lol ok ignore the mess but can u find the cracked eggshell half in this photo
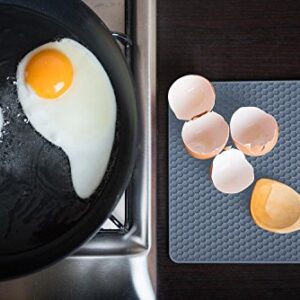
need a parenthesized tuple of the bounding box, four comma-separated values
(211, 149, 255, 194)
(182, 112, 229, 159)
(230, 107, 279, 157)
(168, 75, 215, 120)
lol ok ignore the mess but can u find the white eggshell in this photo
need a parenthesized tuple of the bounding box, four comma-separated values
(211, 149, 254, 194)
(230, 107, 279, 157)
(182, 111, 229, 159)
(168, 75, 215, 120)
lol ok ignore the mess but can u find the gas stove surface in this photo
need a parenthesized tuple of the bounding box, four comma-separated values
(0, 1, 156, 299)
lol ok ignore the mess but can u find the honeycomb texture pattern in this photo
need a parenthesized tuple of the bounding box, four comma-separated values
(169, 81, 300, 263)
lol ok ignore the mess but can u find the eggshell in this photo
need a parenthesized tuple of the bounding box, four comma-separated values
(182, 112, 229, 159)
(211, 149, 254, 194)
(250, 179, 300, 234)
(230, 107, 279, 157)
(168, 75, 215, 120)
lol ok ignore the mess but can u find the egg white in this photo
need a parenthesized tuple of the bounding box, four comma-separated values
(16, 38, 117, 199)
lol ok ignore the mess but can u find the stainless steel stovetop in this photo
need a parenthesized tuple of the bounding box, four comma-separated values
(0, 1, 156, 299)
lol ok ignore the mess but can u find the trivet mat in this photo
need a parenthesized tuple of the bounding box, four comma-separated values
(169, 81, 300, 263)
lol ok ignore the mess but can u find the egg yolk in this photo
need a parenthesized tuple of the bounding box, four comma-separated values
(25, 49, 73, 99)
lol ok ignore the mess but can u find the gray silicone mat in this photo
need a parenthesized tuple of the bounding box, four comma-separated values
(169, 81, 300, 263)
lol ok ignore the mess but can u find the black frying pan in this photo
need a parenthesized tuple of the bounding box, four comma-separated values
(0, 0, 137, 279)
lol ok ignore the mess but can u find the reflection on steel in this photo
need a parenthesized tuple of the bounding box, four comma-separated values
(112, 31, 133, 47)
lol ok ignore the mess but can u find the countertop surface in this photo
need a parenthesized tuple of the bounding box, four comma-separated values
(157, 0, 300, 299)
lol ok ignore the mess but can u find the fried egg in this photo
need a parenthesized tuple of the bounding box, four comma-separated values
(16, 38, 117, 199)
